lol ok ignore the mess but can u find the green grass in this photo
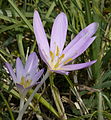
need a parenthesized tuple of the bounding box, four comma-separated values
(0, 0, 111, 119)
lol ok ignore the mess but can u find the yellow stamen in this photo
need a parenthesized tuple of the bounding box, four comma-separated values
(54, 62, 60, 68)
(59, 54, 65, 60)
(20, 77, 25, 85)
(54, 54, 65, 69)
(64, 58, 73, 64)
(56, 46, 60, 56)
(50, 51, 54, 62)
(20, 76, 32, 88)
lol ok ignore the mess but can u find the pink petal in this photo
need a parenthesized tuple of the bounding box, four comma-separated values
(16, 57, 24, 83)
(61, 36, 96, 65)
(16, 83, 29, 98)
(38, 46, 50, 66)
(33, 11, 50, 60)
(50, 12, 68, 55)
(63, 22, 98, 53)
(51, 70, 69, 75)
(25, 52, 38, 74)
(31, 68, 44, 85)
(5, 63, 17, 83)
(71, 36, 96, 60)
(61, 60, 96, 71)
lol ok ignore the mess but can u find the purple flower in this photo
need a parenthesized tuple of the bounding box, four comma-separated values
(5, 52, 44, 97)
(33, 11, 98, 75)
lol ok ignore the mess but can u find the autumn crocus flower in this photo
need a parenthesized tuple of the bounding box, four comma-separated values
(5, 52, 44, 97)
(33, 11, 98, 75)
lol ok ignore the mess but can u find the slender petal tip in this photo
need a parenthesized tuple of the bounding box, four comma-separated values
(61, 60, 97, 71)
(58, 12, 67, 18)
(91, 60, 97, 64)
(89, 22, 99, 32)
(5, 62, 17, 83)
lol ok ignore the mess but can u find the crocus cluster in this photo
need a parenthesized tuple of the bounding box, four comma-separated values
(5, 52, 44, 98)
(33, 11, 98, 75)
(5, 11, 98, 97)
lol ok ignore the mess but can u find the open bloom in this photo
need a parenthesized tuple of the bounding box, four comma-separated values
(5, 52, 44, 97)
(33, 11, 98, 75)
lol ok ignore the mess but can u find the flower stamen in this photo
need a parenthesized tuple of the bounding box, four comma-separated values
(20, 76, 32, 88)
(56, 46, 60, 56)
(50, 51, 54, 62)
(64, 58, 73, 64)
(54, 54, 65, 69)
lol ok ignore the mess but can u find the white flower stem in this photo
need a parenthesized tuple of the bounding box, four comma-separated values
(17, 97, 25, 120)
(19, 97, 24, 111)
(16, 70, 51, 120)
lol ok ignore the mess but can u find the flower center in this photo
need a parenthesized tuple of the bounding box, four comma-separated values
(20, 76, 32, 88)
(49, 46, 64, 70)
(49, 45, 72, 70)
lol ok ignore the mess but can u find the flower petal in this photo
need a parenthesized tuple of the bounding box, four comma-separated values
(38, 47, 50, 66)
(61, 60, 96, 71)
(16, 57, 24, 83)
(33, 10, 50, 60)
(5, 63, 17, 83)
(16, 83, 28, 98)
(51, 70, 69, 75)
(50, 12, 68, 55)
(61, 36, 96, 65)
(31, 69, 44, 85)
(25, 52, 38, 74)
(63, 22, 98, 54)
(72, 36, 96, 60)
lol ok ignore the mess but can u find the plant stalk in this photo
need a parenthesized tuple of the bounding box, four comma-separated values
(16, 70, 51, 120)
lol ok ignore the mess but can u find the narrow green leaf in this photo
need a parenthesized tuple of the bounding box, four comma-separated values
(16, 34, 25, 63)
(8, 0, 33, 32)
(0, 13, 19, 23)
(0, 22, 24, 33)
(0, 92, 15, 120)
